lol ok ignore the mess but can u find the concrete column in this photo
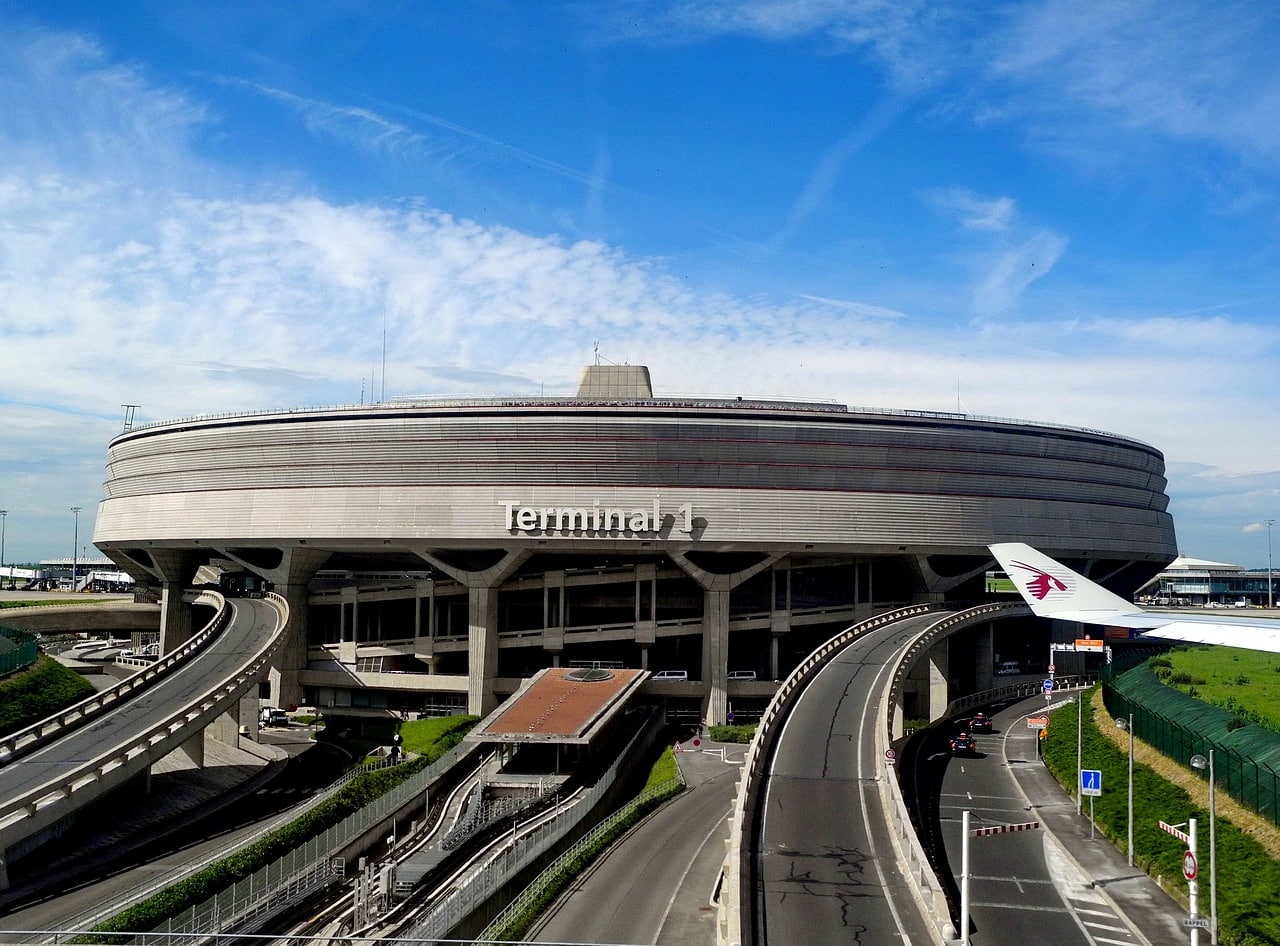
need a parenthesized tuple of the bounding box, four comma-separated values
(271, 582, 311, 710)
(544, 571, 565, 662)
(414, 580, 435, 668)
(927, 640, 950, 721)
(770, 633, 781, 681)
(159, 581, 194, 654)
(468, 587, 500, 717)
(976, 622, 995, 689)
(702, 589, 730, 726)
(339, 588, 357, 665)
(171, 731, 206, 768)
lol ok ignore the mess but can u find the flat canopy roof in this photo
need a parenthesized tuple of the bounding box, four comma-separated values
(470, 667, 648, 746)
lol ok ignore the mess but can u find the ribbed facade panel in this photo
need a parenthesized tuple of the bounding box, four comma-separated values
(95, 401, 1177, 564)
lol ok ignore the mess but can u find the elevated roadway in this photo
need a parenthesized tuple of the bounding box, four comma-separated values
(753, 611, 941, 944)
(0, 595, 287, 887)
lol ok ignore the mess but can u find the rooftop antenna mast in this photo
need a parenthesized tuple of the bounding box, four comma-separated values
(381, 310, 388, 401)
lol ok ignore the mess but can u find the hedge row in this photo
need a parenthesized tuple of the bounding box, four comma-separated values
(80, 715, 476, 940)
(0, 655, 96, 735)
(1044, 688, 1280, 946)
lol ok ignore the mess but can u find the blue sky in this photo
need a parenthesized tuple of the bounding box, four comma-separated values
(1, 1, 1279, 567)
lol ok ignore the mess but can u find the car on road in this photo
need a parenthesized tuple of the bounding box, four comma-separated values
(996, 661, 1021, 676)
(948, 732, 978, 755)
(651, 669, 689, 681)
(260, 708, 290, 727)
(968, 712, 992, 733)
(728, 670, 757, 681)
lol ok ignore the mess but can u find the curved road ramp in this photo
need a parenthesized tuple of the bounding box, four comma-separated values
(0, 594, 288, 888)
(721, 602, 1030, 946)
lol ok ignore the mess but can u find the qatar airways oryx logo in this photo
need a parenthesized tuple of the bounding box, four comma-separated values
(1010, 560, 1069, 600)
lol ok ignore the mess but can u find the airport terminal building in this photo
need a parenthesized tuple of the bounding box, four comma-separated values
(92, 365, 1178, 724)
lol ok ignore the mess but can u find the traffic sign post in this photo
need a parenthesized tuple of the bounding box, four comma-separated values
(884, 747, 896, 767)
(1081, 769, 1102, 796)
(1162, 817, 1202, 944)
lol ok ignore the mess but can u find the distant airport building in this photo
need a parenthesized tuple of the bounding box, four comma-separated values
(92, 365, 1178, 723)
(1138, 555, 1278, 608)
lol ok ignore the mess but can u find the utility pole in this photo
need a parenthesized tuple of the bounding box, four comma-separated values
(1267, 519, 1275, 609)
(0, 509, 7, 570)
(71, 506, 81, 592)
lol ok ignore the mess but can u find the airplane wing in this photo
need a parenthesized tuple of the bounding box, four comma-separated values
(988, 542, 1280, 655)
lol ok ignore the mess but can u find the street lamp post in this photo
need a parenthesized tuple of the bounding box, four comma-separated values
(1267, 519, 1275, 609)
(1192, 750, 1217, 944)
(0, 508, 7, 571)
(1116, 713, 1134, 866)
(71, 506, 81, 593)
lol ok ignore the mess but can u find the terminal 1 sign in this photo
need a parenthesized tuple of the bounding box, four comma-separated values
(503, 499, 695, 536)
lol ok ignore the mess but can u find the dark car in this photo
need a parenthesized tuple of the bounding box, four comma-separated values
(969, 713, 993, 733)
(949, 732, 978, 755)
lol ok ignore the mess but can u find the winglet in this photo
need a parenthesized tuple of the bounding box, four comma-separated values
(988, 542, 1136, 620)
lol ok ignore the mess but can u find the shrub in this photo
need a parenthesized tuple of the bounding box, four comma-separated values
(0, 656, 96, 736)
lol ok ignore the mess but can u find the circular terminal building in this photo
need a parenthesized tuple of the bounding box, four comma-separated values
(93, 365, 1177, 724)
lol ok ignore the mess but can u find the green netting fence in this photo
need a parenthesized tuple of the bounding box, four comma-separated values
(0, 624, 39, 677)
(1104, 661, 1280, 826)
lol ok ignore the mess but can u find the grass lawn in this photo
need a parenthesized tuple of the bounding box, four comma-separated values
(1163, 646, 1280, 727)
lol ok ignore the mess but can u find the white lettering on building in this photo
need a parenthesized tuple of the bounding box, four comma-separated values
(503, 500, 694, 535)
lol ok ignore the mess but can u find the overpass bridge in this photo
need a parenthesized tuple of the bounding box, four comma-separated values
(721, 601, 1037, 946)
(0, 593, 288, 888)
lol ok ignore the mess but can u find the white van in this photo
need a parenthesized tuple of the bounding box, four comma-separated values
(651, 669, 689, 681)
(996, 661, 1021, 676)
(728, 670, 758, 681)
(260, 708, 290, 727)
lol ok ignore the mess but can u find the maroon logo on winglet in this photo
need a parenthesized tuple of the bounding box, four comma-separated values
(1011, 560, 1068, 600)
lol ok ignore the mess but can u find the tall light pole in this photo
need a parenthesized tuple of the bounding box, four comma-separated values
(1116, 713, 1134, 866)
(0, 508, 7, 571)
(71, 506, 81, 593)
(1267, 519, 1275, 609)
(1192, 750, 1217, 944)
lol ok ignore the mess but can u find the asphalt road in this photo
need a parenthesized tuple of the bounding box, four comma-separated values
(532, 740, 747, 945)
(756, 614, 939, 946)
(934, 697, 1173, 946)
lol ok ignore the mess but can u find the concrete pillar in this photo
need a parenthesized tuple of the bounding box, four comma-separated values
(927, 640, 950, 721)
(468, 587, 500, 717)
(544, 570, 565, 663)
(339, 588, 357, 665)
(976, 622, 995, 689)
(171, 731, 206, 768)
(702, 589, 730, 726)
(159, 580, 195, 654)
(271, 582, 311, 710)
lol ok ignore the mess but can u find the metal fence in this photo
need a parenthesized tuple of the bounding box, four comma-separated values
(0, 624, 38, 677)
(1104, 676, 1280, 828)
(136, 740, 478, 942)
